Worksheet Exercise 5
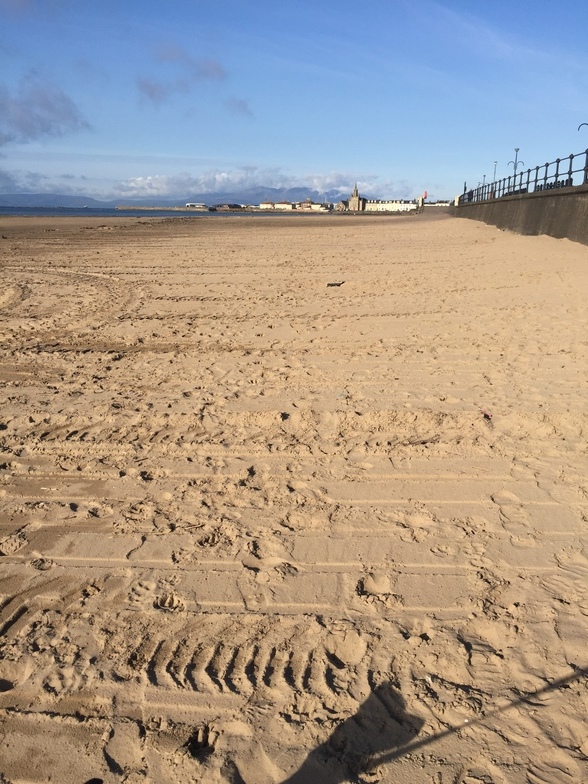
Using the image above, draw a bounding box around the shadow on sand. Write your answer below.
[281,664,588,783]
[281,683,424,783]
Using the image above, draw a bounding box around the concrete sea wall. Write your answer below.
[455,183,588,246]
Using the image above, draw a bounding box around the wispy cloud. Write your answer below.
[0,0,33,13]
[0,165,90,193]
[0,0,70,17]
[156,42,226,81]
[138,41,227,106]
[74,57,110,86]
[0,167,21,190]
[137,77,170,106]
[427,0,586,71]
[225,97,253,118]
[0,74,89,146]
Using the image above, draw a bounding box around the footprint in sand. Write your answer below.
[185,723,220,759]
[128,578,157,608]
[154,592,185,612]
[526,751,581,783]
[104,721,145,776]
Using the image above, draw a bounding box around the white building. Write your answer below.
[364,199,417,213]
[299,198,331,212]
[259,201,294,210]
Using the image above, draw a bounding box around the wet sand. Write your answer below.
[0,212,587,783]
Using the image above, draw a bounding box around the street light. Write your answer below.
[482,174,486,186]
[493,161,497,181]
[578,123,588,131]
[508,148,524,176]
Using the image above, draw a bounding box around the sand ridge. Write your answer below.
[0,213,587,782]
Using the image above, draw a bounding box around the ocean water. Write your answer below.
[0,206,242,218]
[0,206,310,219]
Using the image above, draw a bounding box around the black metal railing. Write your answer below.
[459,148,588,204]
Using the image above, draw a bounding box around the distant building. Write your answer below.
[258,201,294,210]
[343,184,418,213]
[365,199,416,213]
[214,203,243,211]
[258,199,331,211]
[185,203,208,210]
[299,197,331,212]
[348,183,366,212]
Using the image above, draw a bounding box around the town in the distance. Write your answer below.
[183,184,450,213]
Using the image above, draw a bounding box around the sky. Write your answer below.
[2,0,588,202]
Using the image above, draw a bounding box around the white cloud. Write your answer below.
[110,168,414,200]
[0,162,420,201]
[113,169,282,198]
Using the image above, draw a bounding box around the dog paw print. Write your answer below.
[43,665,85,695]
[128,579,156,606]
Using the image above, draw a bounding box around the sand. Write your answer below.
[0,211,587,783]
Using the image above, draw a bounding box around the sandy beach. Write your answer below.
[0,212,587,783]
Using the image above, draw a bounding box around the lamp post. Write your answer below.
[493,161,497,181]
[508,148,524,176]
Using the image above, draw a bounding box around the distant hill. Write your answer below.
[0,193,114,208]
[0,187,349,209]
[185,187,348,206]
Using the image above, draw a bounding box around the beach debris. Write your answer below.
[391,434,440,447]
[480,409,494,428]
[327,281,345,287]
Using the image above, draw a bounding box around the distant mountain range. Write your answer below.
[0,187,350,209]
[0,193,113,208]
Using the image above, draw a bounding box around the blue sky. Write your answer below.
[2,0,588,201]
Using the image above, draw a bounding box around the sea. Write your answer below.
[0,206,301,219]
